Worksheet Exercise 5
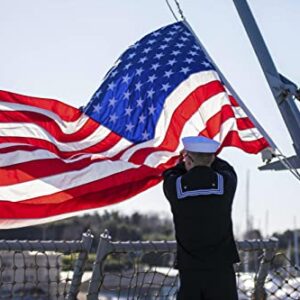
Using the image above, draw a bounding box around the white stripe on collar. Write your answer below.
[176,173,224,199]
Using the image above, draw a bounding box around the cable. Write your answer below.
[273,148,300,181]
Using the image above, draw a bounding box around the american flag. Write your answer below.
[0,21,269,228]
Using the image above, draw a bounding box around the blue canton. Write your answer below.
[83,21,215,143]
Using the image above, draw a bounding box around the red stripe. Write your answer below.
[220,131,269,154]
[236,117,256,131]
[0,130,123,159]
[229,95,239,107]
[0,111,100,142]
[0,156,109,186]
[0,164,165,218]
[204,105,235,137]
[0,90,81,122]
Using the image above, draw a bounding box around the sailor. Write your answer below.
[163,135,239,300]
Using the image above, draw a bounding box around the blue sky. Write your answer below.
[1,0,300,236]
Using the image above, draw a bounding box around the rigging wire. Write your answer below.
[165,0,185,21]
[173,0,186,20]
[165,0,300,181]
[274,151,300,181]
[165,0,179,21]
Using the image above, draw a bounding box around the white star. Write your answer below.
[136,67,144,76]
[135,81,143,91]
[143,47,152,54]
[93,103,102,113]
[171,50,181,56]
[139,57,147,63]
[148,104,156,114]
[136,98,144,107]
[151,63,160,71]
[142,130,150,140]
[175,43,184,48]
[111,70,118,77]
[164,70,174,78]
[202,61,211,68]
[152,31,161,37]
[147,39,156,45]
[108,81,117,91]
[131,42,140,49]
[163,37,172,43]
[180,67,191,75]
[139,114,146,124]
[185,57,195,64]
[189,50,198,56]
[128,52,136,59]
[172,24,181,30]
[193,45,201,50]
[180,36,189,42]
[122,74,130,84]
[108,97,117,107]
[95,90,102,97]
[168,30,177,36]
[123,90,131,100]
[154,53,164,60]
[147,89,155,99]
[159,44,168,50]
[184,31,192,36]
[167,59,177,66]
[148,74,157,83]
[109,113,118,123]
[124,62,132,70]
[161,83,171,92]
[125,122,135,132]
[125,106,133,116]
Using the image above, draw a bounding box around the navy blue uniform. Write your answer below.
[163,157,239,300]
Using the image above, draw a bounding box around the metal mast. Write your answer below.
[233,0,300,171]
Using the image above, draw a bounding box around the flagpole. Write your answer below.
[183,20,277,151]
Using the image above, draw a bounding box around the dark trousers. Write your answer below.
[177,265,238,300]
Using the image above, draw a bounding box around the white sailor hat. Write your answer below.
[182,136,220,153]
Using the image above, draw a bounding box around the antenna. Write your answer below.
[265,210,269,238]
[294,216,299,267]
[245,169,251,234]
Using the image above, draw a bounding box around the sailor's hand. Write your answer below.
[178,149,186,163]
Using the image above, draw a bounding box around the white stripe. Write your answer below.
[0,149,95,168]
[120,70,220,161]
[232,106,248,119]
[0,101,89,135]
[196,91,229,123]
[0,159,139,202]
[214,118,263,142]
[0,138,132,169]
[0,142,31,149]
[0,122,114,152]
